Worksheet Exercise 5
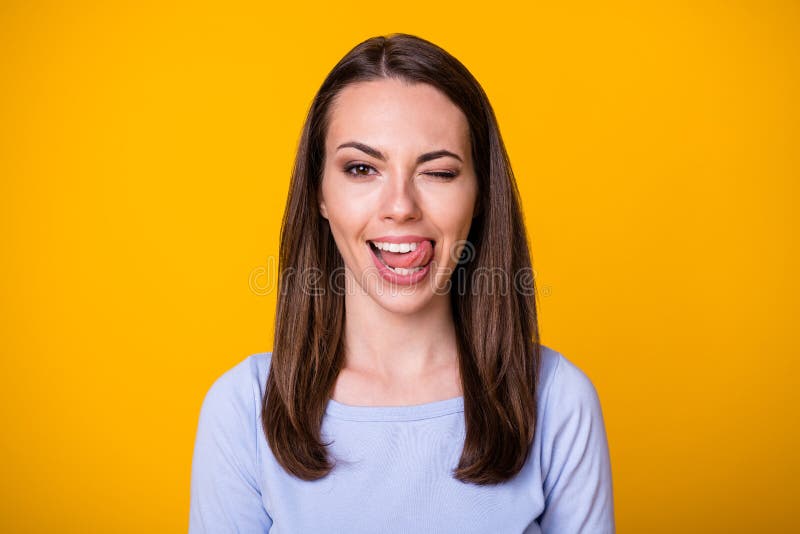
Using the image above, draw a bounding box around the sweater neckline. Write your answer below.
[324,395,465,422]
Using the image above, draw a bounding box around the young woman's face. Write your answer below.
[319,78,479,314]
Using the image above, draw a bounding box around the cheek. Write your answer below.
[320,174,346,219]
[326,192,368,223]
[433,205,470,231]
[321,180,371,233]
[428,183,478,230]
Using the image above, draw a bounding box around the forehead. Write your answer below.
[325,78,470,154]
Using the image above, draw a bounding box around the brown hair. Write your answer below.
[263,33,541,485]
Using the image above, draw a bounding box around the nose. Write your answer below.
[379,172,421,223]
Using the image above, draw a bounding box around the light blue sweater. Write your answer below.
[189,345,614,533]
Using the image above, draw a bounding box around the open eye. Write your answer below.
[343,163,378,177]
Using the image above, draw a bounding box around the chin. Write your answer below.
[371,293,436,316]
[361,274,437,312]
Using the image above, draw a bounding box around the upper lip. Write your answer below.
[368,235,435,244]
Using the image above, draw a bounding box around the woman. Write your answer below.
[190,33,614,533]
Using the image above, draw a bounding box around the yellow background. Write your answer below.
[1,1,797,532]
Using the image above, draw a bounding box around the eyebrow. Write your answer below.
[336,141,463,164]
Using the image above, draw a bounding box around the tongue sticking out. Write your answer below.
[375,240,434,269]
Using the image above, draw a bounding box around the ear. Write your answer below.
[318,191,329,220]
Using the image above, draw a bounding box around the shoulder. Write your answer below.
[537,343,602,414]
[535,344,610,479]
[533,345,615,531]
[535,344,607,454]
[197,352,273,425]
[204,351,272,398]
[190,353,276,532]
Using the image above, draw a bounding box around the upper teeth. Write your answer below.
[371,241,420,253]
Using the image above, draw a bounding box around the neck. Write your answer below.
[341,275,459,383]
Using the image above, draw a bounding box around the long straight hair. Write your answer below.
[263,33,541,485]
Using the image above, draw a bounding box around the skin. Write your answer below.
[318,78,479,405]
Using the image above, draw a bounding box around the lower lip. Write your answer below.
[368,243,433,286]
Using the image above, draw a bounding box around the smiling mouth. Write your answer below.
[367,239,436,275]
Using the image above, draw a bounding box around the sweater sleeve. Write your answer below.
[189,357,272,533]
[538,354,615,533]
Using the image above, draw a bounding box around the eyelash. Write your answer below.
[342,163,457,180]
